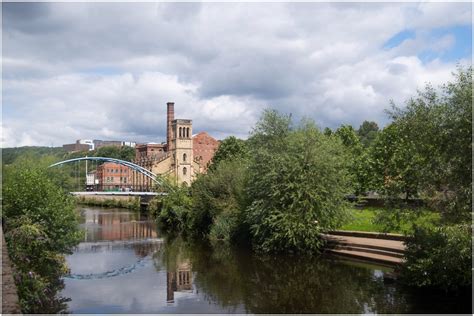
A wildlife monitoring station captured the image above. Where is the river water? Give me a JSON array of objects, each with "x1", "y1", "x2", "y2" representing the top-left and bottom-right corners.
[{"x1": 61, "y1": 206, "x2": 471, "y2": 314}]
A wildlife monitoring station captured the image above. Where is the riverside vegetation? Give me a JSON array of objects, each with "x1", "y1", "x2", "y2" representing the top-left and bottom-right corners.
[
  {"x1": 2, "y1": 160, "x2": 83, "y2": 313},
  {"x1": 154, "y1": 66, "x2": 472, "y2": 292},
  {"x1": 1, "y1": 67, "x2": 470, "y2": 313}
]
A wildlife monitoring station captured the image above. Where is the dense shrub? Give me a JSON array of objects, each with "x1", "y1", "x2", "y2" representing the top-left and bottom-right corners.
[
  {"x1": 2, "y1": 162, "x2": 82, "y2": 313},
  {"x1": 245, "y1": 112, "x2": 352, "y2": 254},
  {"x1": 157, "y1": 185, "x2": 193, "y2": 232},
  {"x1": 191, "y1": 158, "x2": 248, "y2": 240},
  {"x1": 401, "y1": 224, "x2": 472, "y2": 291}
]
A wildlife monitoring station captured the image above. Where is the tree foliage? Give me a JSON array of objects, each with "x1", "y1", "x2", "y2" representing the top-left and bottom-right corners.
[
  {"x1": 334, "y1": 124, "x2": 370, "y2": 195},
  {"x1": 357, "y1": 121, "x2": 379, "y2": 147},
  {"x1": 401, "y1": 224, "x2": 471, "y2": 291},
  {"x1": 372, "y1": 66, "x2": 472, "y2": 222},
  {"x1": 208, "y1": 136, "x2": 249, "y2": 171},
  {"x1": 245, "y1": 111, "x2": 351, "y2": 253},
  {"x1": 2, "y1": 160, "x2": 82, "y2": 313},
  {"x1": 192, "y1": 158, "x2": 249, "y2": 242}
]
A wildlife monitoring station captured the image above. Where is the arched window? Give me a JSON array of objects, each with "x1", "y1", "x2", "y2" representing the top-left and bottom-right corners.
[
  {"x1": 179, "y1": 127, "x2": 182, "y2": 138},
  {"x1": 183, "y1": 153, "x2": 187, "y2": 162},
  {"x1": 187, "y1": 127, "x2": 190, "y2": 138},
  {"x1": 182, "y1": 167, "x2": 187, "y2": 175}
]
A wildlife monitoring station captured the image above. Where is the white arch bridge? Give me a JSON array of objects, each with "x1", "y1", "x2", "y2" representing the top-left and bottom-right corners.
[{"x1": 48, "y1": 156, "x2": 171, "y2": 196}]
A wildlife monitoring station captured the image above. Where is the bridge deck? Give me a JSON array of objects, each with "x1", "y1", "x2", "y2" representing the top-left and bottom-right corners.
[{"x1": 71, "y1": 191, "x2": 163, "y2": 196}]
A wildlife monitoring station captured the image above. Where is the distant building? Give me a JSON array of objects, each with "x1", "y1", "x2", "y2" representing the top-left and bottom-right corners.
[
  {"x1": 78, "y1": 139, "x2": 95, "y2": 150},
  {"x1": 62, "y1": 141, "x2": 91, "y2": 152},
  {"x1": 96, "y1": 162, "x2": 132, "y2": 191},
  {"x1": 85, "y1": 171, "x2": 98, "y2": 191},
  {"x1": 63, "y1": 139, "x2": 137, "y2": 153},
  {"x1": 193, "y1": 132, "x2": 220, "y2": 173},
  {"x1": 93, "y1": 140, "x2": 137, "y2": 150},
  {"x1": 133, "y1": 102, "x2": 220, "y2": 187},
  {"x1": 135, "y1": 143, "x2": 167, "y2": 161}
]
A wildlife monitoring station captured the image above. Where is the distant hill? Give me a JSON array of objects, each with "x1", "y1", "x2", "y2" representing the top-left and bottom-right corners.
[{"x1": 2, "y1": 146, "x2": 66, "y2": 165}]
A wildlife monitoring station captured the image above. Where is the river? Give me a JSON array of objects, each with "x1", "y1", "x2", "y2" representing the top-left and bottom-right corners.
[{"x1": 60, "y1": 206, "x2": 471, "y2": 314}]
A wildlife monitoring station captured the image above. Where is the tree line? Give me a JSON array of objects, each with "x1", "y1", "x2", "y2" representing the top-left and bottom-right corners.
[{"x1": 155, "y1": 66, "x2": 472, "y2": 291}]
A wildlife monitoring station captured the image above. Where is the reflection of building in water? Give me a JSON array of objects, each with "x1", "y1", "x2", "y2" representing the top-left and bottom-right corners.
[
  {"x1": 76, "y1": 239, "x2": 163, "y2": 258},
  {"x1": 167, "y1": 261, "x2": 193, "y2": 303},
  {"x1": 84, "y1": 211, "x2": 158, "y2": 242}
]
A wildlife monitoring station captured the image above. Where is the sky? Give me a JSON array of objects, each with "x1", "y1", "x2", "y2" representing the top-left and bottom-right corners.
[{"x1": 1, "y1": 2, "x2": 472, "y2": 147}]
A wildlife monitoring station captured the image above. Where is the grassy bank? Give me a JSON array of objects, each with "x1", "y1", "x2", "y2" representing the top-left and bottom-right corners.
[
  {"x1": 341, "y1": 207, "x2": 441, "y2": 234},
  {"x1": 74, "y1": 195, "x2": 141, "y2": 210}
]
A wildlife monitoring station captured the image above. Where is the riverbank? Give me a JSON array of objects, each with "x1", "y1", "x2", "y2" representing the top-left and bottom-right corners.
[
  {"x1": 74, "y1": 194, "x2": 141, "y2": 210},
  {"x1": 1, "y1": 228, "x2": 21, "y2": 314}
]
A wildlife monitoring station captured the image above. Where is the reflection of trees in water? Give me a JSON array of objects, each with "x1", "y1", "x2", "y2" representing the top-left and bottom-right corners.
[{"x1": 154, "y1": 237, "x2": 414, "y2": 314}]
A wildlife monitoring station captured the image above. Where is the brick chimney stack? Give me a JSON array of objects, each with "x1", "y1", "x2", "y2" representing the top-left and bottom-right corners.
[{"x1": 166, "y1": 102, "x2": 175, "y2": 151}]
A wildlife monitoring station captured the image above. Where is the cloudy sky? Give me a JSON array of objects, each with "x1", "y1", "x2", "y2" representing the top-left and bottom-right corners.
[{"x1": 2, "y1": 2, "x2": 472, "y2": 147}]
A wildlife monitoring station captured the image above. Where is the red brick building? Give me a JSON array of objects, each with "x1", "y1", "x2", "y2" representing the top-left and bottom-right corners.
[
  {"x1": 135, "y1": 143, "x2": 167, "y2": 161},
  {"x1": 96, "y1": 162, "x2": 132, "y2": 191},
  {"x1": 193, "y1": 132, "x2": 220, "y2": 172}
]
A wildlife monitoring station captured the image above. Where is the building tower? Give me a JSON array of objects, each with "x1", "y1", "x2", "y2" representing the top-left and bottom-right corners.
[{"x1": 171, "y1": 118, "x2": 193, "y2": 185}]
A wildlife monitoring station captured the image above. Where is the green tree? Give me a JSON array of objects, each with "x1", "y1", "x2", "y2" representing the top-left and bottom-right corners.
[
  {"x1": 401, "y1": 224, "x2": 471, "y2": 291},
  {"x1": 334, "y1": 124, "x2": 370, "y2": 195},
  {"x1": 323, "y1": 127, "x2": 333, "y2": 136},
  {"x1": 191, "y1": 158, "x2": 249, "y2": 242},
  {"x1": 357, "y1": 121, "x2": 379, "y2": 147},
  {"x1": 378, "y1": 66, "x2": 472, "y2": 222},
  {"x1": 2, "y1": 160, "x2": 82, "y2": 313},
  {"x1": 208, "y1": 136, "x2": 249, "y2": 171},
  {"x1": 370, "y1": 123, "x2": 423, "y2": 200},
  {"x1": 245, "y1": 112, "x2": 351, "y2": 254}
]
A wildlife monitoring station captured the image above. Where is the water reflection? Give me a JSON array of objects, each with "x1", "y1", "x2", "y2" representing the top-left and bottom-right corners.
[
  {"x1": 80, "y1": 208, "x2": 157, "y2": 242},
  {"x1": 167, "y1": 261, "x2": 193, "y2": 303},
  {"x1": 61, "y1": 207, "x2": 471, "y2": 314}
]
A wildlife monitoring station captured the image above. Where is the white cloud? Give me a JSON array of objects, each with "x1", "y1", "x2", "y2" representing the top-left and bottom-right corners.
[{"x1": 2, "y1": 2, "x2": 471, "y2": 147}]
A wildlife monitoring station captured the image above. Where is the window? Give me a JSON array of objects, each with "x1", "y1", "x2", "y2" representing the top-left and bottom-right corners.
[
  {"x1": 179, "y1": 127, "x2": 182, "y2": 138},
  {"x1": 183, "y1": 167, "x2": 187, "y2": 175},
  {"x1": 187, "y1": 128, "x2": 190, "y2": 138},
  {"x1": 183, "y1": 153, "x2": 187, "y2": 162}
]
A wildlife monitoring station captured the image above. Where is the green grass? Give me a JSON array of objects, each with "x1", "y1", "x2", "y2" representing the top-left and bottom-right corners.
[{"x1": 340, "y1": 206, "x2": 441, "y2": 234}]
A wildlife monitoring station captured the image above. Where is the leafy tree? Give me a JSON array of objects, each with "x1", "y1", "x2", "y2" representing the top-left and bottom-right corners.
[
  {"x1": 401, "y1": 224, "x2": 471, "y2": 291},
  {"x1": 376, "y1": 66, "x2": 472, "y2": 222},
  {"x1": 208, "y1": 136, "x2": 249, "y2": 171},
  {"x1": 191, "y1": 158, "x2": 249, "y2": 242},
  {"x1": 334, "y1": 124, "x2": 370, "y2": 195},
  {"x1": 2, "y1": 147, "x2": 66, "y2": 165},
  {"x1": 157, "y1": 184, "x2": 193, "y2": 232},
  {"x1": 245, "y1": 112, "x2": 351, "y2": 254},
  {"x1": 334, "y1": 125, "x2": 361, "y2": 149},
  {"x1": 369, "y1": 123, "x2": 423, "y2": 200},
  {"x1": 2, "y1": 160, "x2": 82, "y2": 313},
  {"x1": 357, "y1": 121, "x2": 379, "y2": 147},
  {"x1": 323, "y1": 127, "x2": 333, "y2": 136}
]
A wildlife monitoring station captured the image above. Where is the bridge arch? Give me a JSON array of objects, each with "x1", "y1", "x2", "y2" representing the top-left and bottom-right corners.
[{"x1": 48, "y1": 156, "x2": 162, "y2": 186}]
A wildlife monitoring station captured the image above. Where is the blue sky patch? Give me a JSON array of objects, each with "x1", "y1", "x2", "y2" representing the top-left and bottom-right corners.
[
  {"x1": 383, "y1": 29, "x2": 416, "y2": 49},
  {"x1": 80, "y1": 66, "x2": 122, "y2": 76},
  {"x1": 384, "y1": 25, "x2": 472, "y2": 64}
]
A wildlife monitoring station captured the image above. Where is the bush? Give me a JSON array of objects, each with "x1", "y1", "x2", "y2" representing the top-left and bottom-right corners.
[
  {"x1": 245, "y1": 112, "x2": 352, "y2": 254},
  {"x1": 191, "y1": 158, "x2": 248, "y2": 240},
  {"x1": 158, "y1": 185, "x2": 193, "y2": 232},
  {"x1": 401, "y1": 224, "x2": 472, "y2": 291},
  {"x1": 2, "y1": 162, "x2": 82, "y2": 313}
]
